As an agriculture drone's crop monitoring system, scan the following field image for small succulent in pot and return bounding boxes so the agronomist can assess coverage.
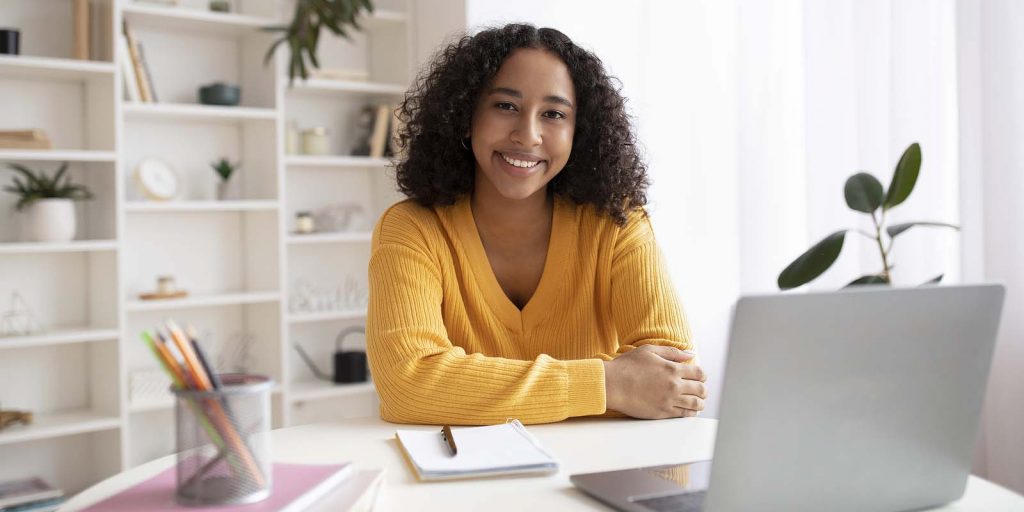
[210,157,240,200]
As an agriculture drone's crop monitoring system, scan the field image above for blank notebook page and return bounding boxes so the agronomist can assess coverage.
[395,420,559,479]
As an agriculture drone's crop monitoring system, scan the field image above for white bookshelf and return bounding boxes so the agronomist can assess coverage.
[0,327,119,349]
[0,411,121,446]
[285,154,392,168]
[0,0,422,495]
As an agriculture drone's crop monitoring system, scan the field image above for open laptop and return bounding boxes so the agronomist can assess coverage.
[572,284,1005,512]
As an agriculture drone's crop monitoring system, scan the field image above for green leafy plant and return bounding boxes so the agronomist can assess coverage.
[263,0,375,85]
[3,162,93,211]
[210,158,240,182]
[777,142,959,290]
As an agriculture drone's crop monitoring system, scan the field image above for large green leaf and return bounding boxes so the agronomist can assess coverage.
[883,142,922,210]
[844,274,890,287]
[777,230,847,290]
[886,221,959,238]
[844,172,885,213]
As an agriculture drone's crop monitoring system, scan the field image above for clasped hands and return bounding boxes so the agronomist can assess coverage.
[603,345,707,419]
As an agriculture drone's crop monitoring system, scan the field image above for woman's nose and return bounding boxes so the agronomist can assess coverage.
[511,115,542,146]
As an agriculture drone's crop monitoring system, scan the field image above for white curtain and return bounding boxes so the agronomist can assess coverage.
[460,0,1022,492]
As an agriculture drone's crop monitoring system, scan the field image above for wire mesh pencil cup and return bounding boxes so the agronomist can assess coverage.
[172,374,273,506]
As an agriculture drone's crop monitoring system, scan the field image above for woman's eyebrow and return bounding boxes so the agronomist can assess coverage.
[488,86,574,109]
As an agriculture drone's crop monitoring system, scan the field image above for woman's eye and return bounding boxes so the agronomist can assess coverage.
[543,111,567,120]
[495,102,517,111]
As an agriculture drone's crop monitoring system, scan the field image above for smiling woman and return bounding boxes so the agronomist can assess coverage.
[366,24,706,425]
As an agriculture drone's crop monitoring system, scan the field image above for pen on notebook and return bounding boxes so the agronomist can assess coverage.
[442,425,458,456]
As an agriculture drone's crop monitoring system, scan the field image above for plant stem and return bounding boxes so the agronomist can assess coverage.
[871,210,892,281]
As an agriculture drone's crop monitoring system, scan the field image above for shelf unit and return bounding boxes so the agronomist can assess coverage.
[1,0,418,495]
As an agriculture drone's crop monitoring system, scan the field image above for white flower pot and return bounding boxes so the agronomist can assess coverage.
[22,198,77,242]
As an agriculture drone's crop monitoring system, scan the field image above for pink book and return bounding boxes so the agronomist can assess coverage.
[79,463,352,512]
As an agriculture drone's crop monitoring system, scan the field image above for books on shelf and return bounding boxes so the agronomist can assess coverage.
[368,104,391,158]
[121,19,157,103]
[77,463,383,512]
[73,0,113,62]
[0,477,65,511]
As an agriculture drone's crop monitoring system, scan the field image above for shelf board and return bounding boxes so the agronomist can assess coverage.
[0,327,119,350]
[0,409,120,446]
[122,102,277,123]
[125,291,280,312]
[0,239,118,255]
[0,149,117,162]
[124,200,278,213]
[288,309,367,324]
[287,232,372,245]
[0,54,115,82]
[288,381,375,403]
[121,4,280,35]
[285,155,392,168]
[284,78,407,97]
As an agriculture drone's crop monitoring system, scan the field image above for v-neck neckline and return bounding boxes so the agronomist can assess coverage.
[452,193,575,334]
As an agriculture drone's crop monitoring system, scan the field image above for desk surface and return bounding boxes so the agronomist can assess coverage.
[63,417,1024,511]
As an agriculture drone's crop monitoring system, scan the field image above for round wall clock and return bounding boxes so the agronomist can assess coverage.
[135,157,178,200]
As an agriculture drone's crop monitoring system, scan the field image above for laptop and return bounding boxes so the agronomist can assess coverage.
[572,284,1005,512]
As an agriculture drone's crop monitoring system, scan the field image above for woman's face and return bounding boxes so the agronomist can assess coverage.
[469,48,576,202]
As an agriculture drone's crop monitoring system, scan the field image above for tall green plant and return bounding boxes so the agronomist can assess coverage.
[263,0,375,85]
[777,142,959,290]
[3,162,93,211]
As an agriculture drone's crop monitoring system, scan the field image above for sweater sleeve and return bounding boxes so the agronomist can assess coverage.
[597,211,694,361]
[366,212,606,426]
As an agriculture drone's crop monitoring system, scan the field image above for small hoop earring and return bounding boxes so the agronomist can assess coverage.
[461,137,471,150]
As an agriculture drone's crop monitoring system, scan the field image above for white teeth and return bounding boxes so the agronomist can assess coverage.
[500,153,541,169]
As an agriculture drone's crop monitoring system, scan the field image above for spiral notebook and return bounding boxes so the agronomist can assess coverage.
[395,420,559,481]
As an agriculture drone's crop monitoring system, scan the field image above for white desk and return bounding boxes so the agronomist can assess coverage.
[63,417,1024,511]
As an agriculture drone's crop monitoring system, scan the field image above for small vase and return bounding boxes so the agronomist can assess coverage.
[22,198,76,242]
[216,180,231,201]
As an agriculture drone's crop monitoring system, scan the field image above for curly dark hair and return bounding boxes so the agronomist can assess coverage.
[394,23,648,225]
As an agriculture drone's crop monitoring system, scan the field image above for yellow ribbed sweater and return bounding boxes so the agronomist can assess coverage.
[366,194,693,425]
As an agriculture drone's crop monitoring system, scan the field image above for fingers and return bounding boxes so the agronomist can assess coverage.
[677,363,706,382]
[642,344,696,363]
[674,394,705,413]
[679,379,707,399]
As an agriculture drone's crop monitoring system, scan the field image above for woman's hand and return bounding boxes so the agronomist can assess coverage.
[603,345,707,419]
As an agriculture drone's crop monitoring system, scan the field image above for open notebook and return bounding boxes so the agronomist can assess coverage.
[395,420,559,481]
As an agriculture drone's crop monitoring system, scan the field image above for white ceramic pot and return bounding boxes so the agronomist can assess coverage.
[22,198,76,242]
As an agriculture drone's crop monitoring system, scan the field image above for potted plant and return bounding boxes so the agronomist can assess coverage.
[210,157,239,200]
[777,142,959,290]
[262,0,375,85]
[3,162,92,242]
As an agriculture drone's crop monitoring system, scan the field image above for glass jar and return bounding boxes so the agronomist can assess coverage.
[301,127,329,155]
[295,211,315,234]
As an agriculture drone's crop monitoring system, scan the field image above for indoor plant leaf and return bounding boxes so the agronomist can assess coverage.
[883,142,921,210]
[844,274,890,287]
[777,230,847,290]
[886,221,959,238]
[923,274,943,285]
[844,172,884,213]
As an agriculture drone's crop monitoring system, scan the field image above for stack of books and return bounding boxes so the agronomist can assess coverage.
[0,130,51,150]
[0,477,65,512]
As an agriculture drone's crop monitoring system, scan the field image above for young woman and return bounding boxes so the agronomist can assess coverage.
[366,23,706,425]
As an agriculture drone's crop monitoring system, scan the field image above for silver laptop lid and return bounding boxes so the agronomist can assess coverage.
[705,284,1005,512]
